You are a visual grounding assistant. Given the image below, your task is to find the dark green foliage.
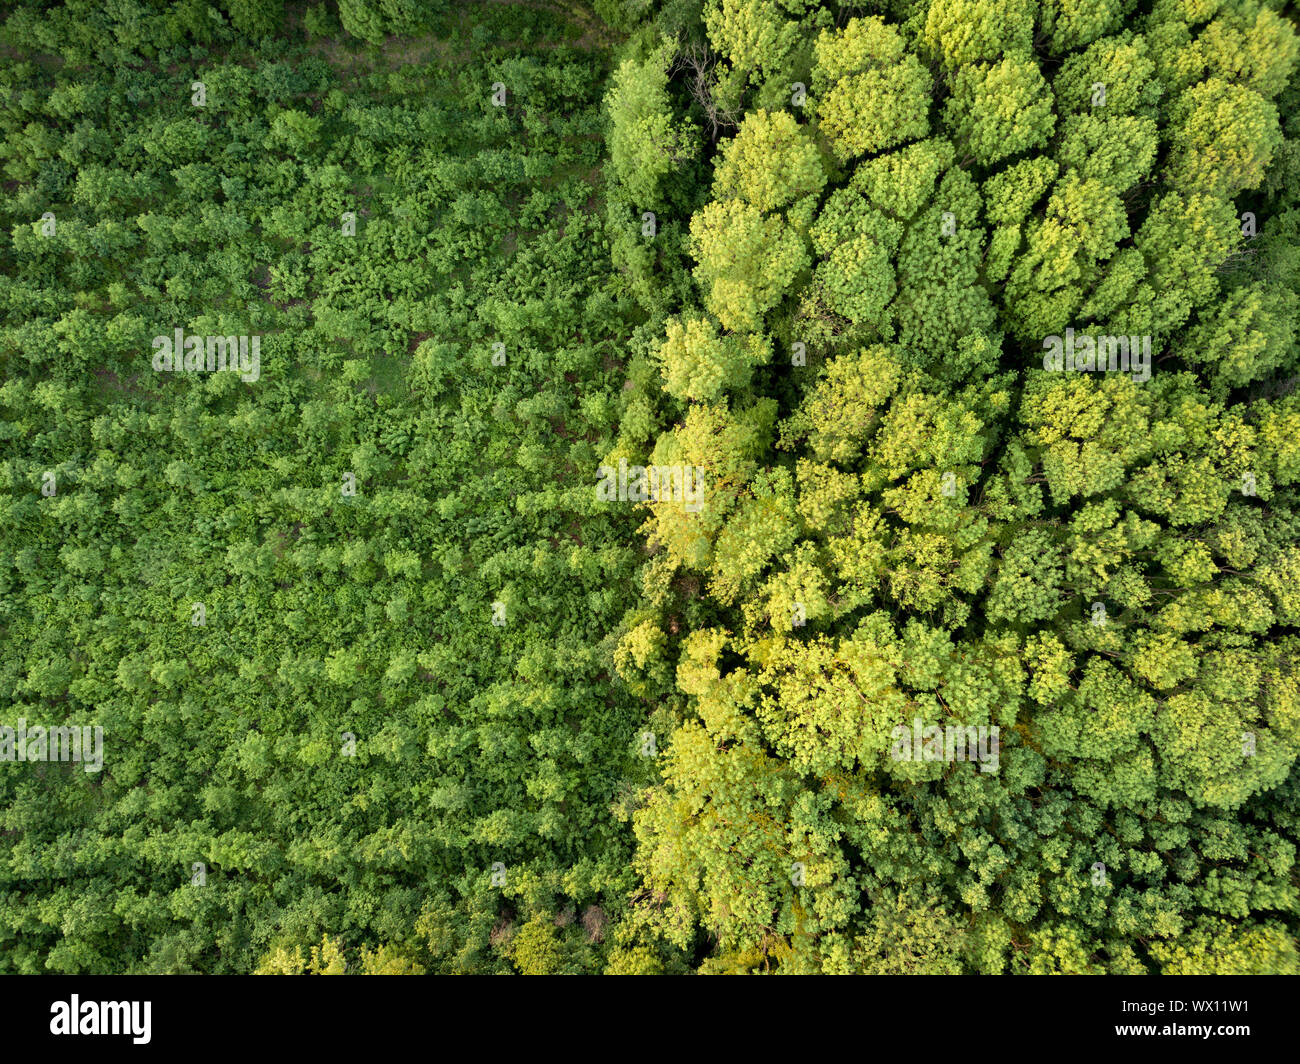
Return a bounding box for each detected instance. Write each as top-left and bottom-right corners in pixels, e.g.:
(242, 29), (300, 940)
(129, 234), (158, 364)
(0, 0), (644, 974)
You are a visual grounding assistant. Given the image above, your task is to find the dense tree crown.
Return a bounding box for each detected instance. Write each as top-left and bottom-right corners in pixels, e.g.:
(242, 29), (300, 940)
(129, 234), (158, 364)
(1, 0), (1299, 975)
(604, 0), (1300, 974)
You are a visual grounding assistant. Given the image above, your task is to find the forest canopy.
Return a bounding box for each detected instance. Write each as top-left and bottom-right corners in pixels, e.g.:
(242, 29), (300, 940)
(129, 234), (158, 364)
(1, 0), (1299, 975)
